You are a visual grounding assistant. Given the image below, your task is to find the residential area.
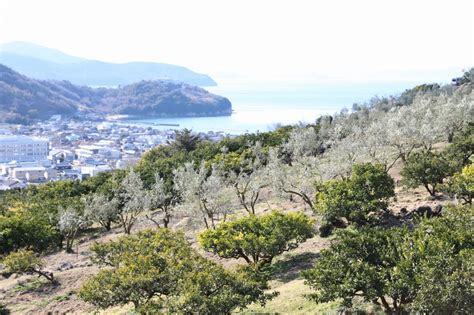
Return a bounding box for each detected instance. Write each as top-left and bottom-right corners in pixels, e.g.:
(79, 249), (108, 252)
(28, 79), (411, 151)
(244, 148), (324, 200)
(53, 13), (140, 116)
(0, 117), (229, 190)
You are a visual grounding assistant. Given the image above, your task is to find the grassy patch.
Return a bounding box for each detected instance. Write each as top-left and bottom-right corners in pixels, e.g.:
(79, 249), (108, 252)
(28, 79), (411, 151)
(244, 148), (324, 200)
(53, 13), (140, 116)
(238, 278), (340, 314)
(35, 292), (73, 308)
(237, 250), (339, 314)
(52, 293), (71, 302)
(12, 277), (49, 292)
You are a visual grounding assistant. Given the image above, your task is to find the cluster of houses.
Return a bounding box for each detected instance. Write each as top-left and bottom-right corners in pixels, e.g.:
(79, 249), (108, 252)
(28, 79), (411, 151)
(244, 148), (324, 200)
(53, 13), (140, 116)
(0, 118), (229, 190)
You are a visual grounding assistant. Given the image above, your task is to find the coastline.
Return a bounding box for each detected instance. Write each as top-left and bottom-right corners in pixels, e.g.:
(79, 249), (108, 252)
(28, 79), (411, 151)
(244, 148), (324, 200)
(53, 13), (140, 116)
(105, 110), (233, 122)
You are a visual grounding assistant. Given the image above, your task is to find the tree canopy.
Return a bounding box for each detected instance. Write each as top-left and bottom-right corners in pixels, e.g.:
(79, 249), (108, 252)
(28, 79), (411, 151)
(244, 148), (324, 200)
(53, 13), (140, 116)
(315, 163), (394, 229)
(79, 229), (272, 314)
(199, 211), (314, 268)
(303, 205), (474, 313)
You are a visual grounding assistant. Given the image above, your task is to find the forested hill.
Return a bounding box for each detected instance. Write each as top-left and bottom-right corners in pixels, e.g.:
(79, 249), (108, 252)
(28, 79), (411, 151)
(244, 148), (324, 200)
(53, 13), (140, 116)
(0, 64), (231, 124)
(0, 41), (217, 86)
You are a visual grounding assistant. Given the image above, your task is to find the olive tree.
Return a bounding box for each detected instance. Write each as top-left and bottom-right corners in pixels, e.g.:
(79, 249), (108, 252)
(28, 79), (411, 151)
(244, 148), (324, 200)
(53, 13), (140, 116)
(228, 144), (269, 215)
(115, 170), (148, 234)
(283, 126), (325, 160)
(174, 162), (234, 229)
(145, 174), (177, 228)
(83, 194), (119, 231)
(58, 205), (89, 253)
(320, 136), (363, 179)
(437, 91), (474, 142)
(267, 148), (321, 210)
(361, 117), (401, 171)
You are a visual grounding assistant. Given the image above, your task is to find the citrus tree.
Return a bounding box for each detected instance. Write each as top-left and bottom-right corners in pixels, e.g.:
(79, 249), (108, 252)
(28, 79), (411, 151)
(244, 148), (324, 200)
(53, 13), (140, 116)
(79, 229), (272, 314)
(2, 249), (55, 283)
(401, 150), (451, 196)
(199, 211), (314, 268)
(442, 163), (474, 204)
(315, 163), (394, 228)
(303, 205), (473, 313)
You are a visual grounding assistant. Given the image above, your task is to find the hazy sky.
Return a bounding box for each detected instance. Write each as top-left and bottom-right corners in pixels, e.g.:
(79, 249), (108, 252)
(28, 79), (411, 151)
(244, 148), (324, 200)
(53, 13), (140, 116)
(1, 0), (473, 82)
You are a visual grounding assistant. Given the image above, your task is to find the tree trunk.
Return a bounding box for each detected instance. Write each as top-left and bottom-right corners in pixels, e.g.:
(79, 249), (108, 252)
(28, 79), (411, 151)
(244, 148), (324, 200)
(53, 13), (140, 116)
(424, 184), (436, 196)
(163, 214), (170, 228)
(203, 217), (209, 229)
(448, 132), (454, 143)
(124, 221), (132, 234)
(35, 269), (56, 283)
(250, 191), (259, 215)
(379, 296), (392, 313)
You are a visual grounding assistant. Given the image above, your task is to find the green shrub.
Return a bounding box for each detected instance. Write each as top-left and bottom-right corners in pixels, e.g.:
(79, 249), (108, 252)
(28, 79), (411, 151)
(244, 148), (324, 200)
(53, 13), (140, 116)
(401, 150), (451, 196)
(199, 211), (314, 269)
(0, 211), (61, 255)
(2, 249), (55, 283)
(79, 229), (272, 313)
(315, 163), (394, 227)
(303, 205), (474, 313)
(442, 163), (474, 204)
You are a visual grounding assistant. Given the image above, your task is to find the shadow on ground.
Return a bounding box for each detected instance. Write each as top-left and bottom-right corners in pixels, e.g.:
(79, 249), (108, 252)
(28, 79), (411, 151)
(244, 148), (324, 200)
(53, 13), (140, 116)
(269, 252), (320, 283)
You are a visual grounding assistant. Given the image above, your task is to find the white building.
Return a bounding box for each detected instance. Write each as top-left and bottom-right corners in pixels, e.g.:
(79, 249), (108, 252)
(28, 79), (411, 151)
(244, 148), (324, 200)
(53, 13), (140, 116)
(76, 145), (121, 160)
(10, 166), (57, 183)
(0, 136), (49, 163)
(80, 165), (112, 178)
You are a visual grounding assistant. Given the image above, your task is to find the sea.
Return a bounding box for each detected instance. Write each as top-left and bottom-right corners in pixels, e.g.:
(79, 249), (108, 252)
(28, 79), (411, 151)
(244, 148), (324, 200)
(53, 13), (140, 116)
(123, 80), (425, 134)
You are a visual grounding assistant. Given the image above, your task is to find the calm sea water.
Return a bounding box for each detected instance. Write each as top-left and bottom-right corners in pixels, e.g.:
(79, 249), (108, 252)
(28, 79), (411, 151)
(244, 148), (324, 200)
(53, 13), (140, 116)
(125, 80), (419, 134)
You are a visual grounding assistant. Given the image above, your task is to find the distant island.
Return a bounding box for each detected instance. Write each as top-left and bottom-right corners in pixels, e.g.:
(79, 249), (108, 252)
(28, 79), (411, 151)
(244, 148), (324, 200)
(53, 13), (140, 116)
(0, 64), (231, 124)
(0, 42), (217, 87)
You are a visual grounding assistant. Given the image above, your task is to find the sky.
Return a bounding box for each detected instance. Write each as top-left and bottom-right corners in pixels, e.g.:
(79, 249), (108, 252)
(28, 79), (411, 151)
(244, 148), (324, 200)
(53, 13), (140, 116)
(0, 0), (473, 82)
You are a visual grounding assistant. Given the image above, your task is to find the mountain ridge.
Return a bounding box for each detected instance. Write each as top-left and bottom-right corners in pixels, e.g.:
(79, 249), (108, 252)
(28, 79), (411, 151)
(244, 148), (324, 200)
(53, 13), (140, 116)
(0, 42), (217, 86)
(0, 64), (231, 124)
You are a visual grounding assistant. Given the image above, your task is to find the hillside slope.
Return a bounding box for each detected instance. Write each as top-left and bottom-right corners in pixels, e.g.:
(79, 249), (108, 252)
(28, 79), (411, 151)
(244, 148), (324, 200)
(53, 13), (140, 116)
(0, 64), (231, 123)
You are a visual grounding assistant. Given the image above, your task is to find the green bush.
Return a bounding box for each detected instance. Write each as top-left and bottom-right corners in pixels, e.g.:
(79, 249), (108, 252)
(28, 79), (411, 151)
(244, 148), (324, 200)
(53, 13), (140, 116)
(79, 229), (272, 313)
(401, 150), (452, 196)
(315, 163), (394, 227)
(303, 205), (474, 313)
(2, 249), (55, 283)
(0, 211), (61, 255)
(199, 211), (314, 268)
(442, 163), (474, 204)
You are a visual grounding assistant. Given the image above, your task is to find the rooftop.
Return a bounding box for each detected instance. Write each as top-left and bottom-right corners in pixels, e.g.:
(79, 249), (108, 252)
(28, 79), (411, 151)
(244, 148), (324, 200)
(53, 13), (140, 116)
(0, 135), (49, 143)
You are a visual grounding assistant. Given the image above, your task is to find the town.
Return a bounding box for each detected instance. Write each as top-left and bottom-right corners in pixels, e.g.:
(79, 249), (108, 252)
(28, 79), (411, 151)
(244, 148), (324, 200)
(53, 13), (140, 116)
(0, 116), (229, 190)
